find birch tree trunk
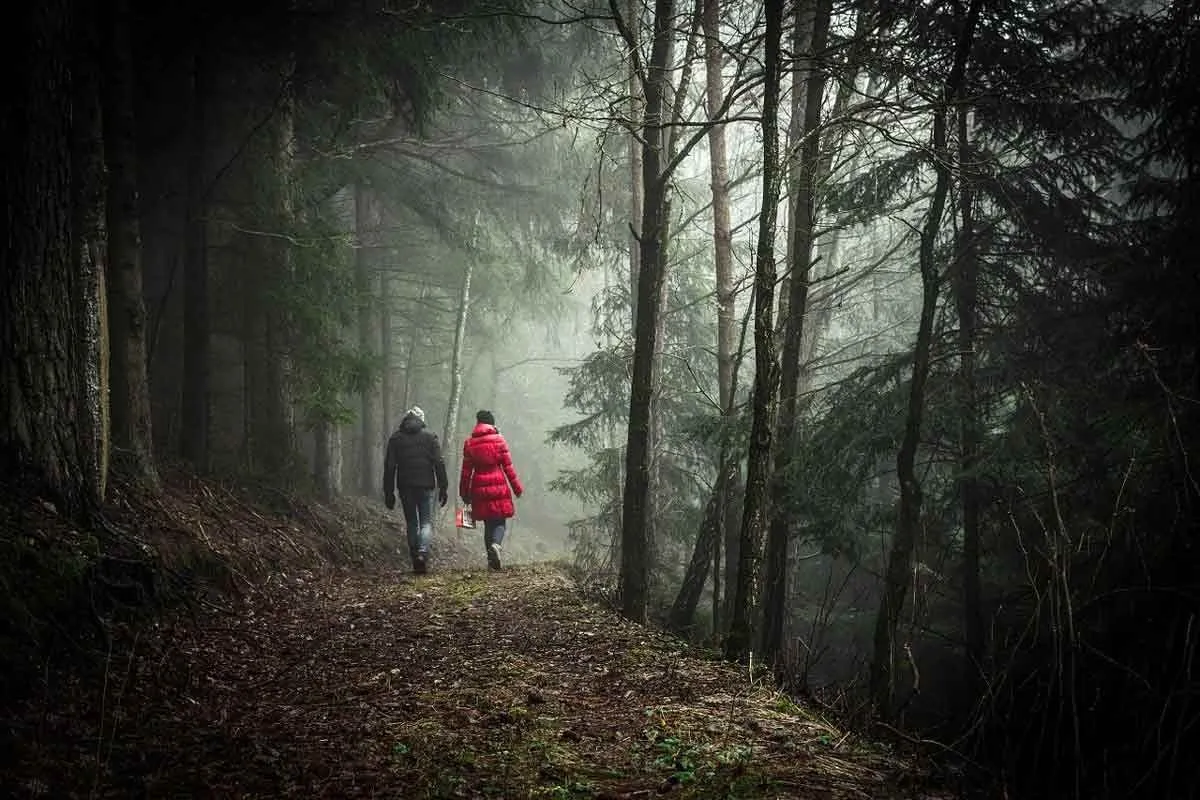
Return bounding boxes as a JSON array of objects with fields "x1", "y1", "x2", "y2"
[
  {"x1": 725, "y1": 0, "x2": 786, "y2": 663},
  {"x1": 443, "y1": 233, "x2": 476, "y2": 496},
  {"x1": 101, "y1": 0, "x2": 160, "y2": 490},
  {"x1": 870, "y1": 0, "x2": 983, "y2": 718},
  {"x1": 762, "y1": 0, "x2": 832, "y2": 663}
]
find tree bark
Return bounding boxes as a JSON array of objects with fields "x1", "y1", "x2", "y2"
[
  {"x1": 355, "y1": 182, "x2": 380, "y2": 495},
  {"x1": 670, "y1": 0, "x2": 751, "y2": 625},
  {"x1": 181, "y1": 42, "x2": 211, "y2": 471},
  {"x1": 669, "y1": 455, "x2": 735, "y2": 632},
  {"x1": 762, "y1": 0, "x2": 832, "y2": 663},
  {"x1": 313, "y1": 418, "x2": 340, "y2": 502},
  {"x1": 0, "y1": 0, "x2": 107, "y2": 515},
  {"x1": 705, "y1": 0, "x2": 741, "y2": 634},
  {"x1": 243, "y1": 62, "x2": 296, "y2": 479},
  {"x1": 870, "y1": 0, "x2": 983, "y2": 719},
  {"x1": 76, "y1": 0, "x2": 110, "y2": 507},
  {"x1": 671, "y1": 267, "x2": 756, "y2": 634},
  {"x1": 626, "y1": 0, "x2": 644, "y2": 318},
  {"x1": 618, "y1": 0, "x2": 676, "y2": 624},
  {"x1": 725, "y1": 0, "x2": 786, "y2": 663},
  {"x1": 101, "y1": 0, "x2": 160, "y2": 490},
  {"x1": 443, "y1": 226, "x2": 476, "y2": 492},
  {"x1": 380, "y1": 269, "x2": 394, "y2": 435}
]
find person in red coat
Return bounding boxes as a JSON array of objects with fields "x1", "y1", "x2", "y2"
[{"x1": 459, "y1": 409, "x2": 523, "y2": 570}]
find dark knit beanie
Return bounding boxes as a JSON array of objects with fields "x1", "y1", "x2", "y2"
[{"x1": 476, "y1": 409, "x2": 495, "y2": 425}]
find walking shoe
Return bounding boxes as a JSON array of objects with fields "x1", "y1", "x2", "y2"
[
  {"x1": 488, "y1": 542, "x2": 503, "y2": 570},
  {"x1": 413, "y1": 552, "x2": 428, "y2": 575}
]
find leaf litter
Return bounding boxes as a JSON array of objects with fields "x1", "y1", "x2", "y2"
[
  {"x1": 3, "y1": 468, "x2": 945, "y2": 799},
  {"x1": 9, "y1": 561, "x2": 950, "y2": 799}
]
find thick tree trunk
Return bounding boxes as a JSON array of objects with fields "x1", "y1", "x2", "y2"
[
  {"x1": 181, "y1": 43, "x2": 211, "y2": 470},
  {"x1": 955, "y1": 107, "x2": 985, "y2": 686},
  {"x1": 355, "y1": 182, "x2": 380, "y2": 495},
  {"x1": 870, "y1": 0, "x2": 982, "y2": 719},
  {"x1": 76, "y1": 2, "x2": 110, "y2": 507},
  {"x1": 762, "y1": 0, "x2": 832, "y2": 663},
  {"x1": 0, "y1": 0, "x2": 107, "y2": 515},
  {"x1": 619, "y1": 0, "x2": 676, "y2": 624},
  {"x1": 101, "y1": 0, "x2": 160, "y2": 490},
  {"x1": 725, "y1": 0, "x2": 785, "y2": 663}
]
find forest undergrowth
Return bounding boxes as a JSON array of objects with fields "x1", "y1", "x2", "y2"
[{"x1": 1, "y1": 469, "x2": 951, "y2": 799}]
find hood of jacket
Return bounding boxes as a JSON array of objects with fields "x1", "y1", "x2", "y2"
[
  {"x1": 470, "y1": 422, "x2": 498, "y2": 438},
  {"x1": 398, "y1": 412, "x2": 426, "y2": 435}
]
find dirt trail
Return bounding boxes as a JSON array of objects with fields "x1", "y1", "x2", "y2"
[{"x1": 10, "y1": 564, "x2": 939, "y2": 799}]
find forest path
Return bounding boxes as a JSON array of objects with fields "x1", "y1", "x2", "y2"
[{"x1": 15, "y1": 564, "x2": 935, "y2": 799}]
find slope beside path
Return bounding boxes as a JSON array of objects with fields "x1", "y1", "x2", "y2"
[{"x1": 11, "y1": 559, "x2": 946, "y2": 799}]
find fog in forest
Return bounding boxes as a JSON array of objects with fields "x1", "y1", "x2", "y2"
[{"x1": 2, "y1": 0, "x2": 1198, "y2": 798}]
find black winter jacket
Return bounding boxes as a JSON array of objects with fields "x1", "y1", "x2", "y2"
[{"x1": 383, "y1": 413, "x2": 449, "y2": 496}]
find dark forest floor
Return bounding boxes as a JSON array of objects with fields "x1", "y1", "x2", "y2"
[{"x1": 2, "y1": 470, "x2": 951, "y2": 799}]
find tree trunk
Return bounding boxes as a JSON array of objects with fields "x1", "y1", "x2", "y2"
[
  {"x1": 672, "y1": 266, "x2": 757, "y2": 634},
  {"x1": 401, "y1": 306, "x2": 420, "y2": 412},
  {"x1": 626, "y1": 0, "x2": 643, "y2": 316},
  {"x1": 243, "y1": 62, "x2": 295, "y2": 479},
  {"x1": 443, "y1": 236, "x2": 475, "y2": 492},
  {"x1": 762, "y1": 0, "x2": 832, "y2": 663},
  {"x1": 669, "y1": 455, "x2": 735, "y2": 632},
  {"x1": 705, "y1": 0, "x2": 739, "y2": 634},
  {"x1": 622, "y1": 0, "x2": 644, "y2": 589},
  {"x1": 725, "y1": 0, "x2": 786, "y2": 663},
  {"x1": 711, "y1": 505, "x2": 722, "y2": 634},
  {"x1": 0, "y1": 0, "x2": 106, "y2": 515},
  {"x1": 77, "y1": 2, "x2": 110, "y2": 507},
  {"x1": 181, "y1": 42, "x2": 211, "y2": 471},
  {"x1": 955, "y1": 106, "x2": 985, "y2": 687},
  {"x1": 870, "y1": 0, "x2": 982, "y2": 719},
  {"x1": 619, "y1": 0, "x2": 676, "y2": 624},
  {"x1": 380, "y1": 269, "x2": 394, "y2": 435},
  {"x1": 355, "y1": 182, "x2": 380, "y2": 495},
  {"x1": 101, "y1": 0, "x2": 160, "y2": 490},
  {"x1": 313, "y1": 418, "x2": 340, "y2": 502}
]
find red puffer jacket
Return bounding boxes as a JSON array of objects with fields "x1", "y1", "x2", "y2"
[{"x1": 460, "y1": 423, "x2": 524, "y2": 520}]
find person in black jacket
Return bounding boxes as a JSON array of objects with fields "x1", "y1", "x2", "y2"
[{"x1": 383, "y1": 406, "x2": 449, "y2": 574}]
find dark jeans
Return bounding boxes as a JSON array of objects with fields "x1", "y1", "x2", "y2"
[
  {"x1": 483, "y1": 518, "x2": 506, "y2": 569},
  {"x1": 398, "y1": 487, "x2": 436, "y2": 563}
]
